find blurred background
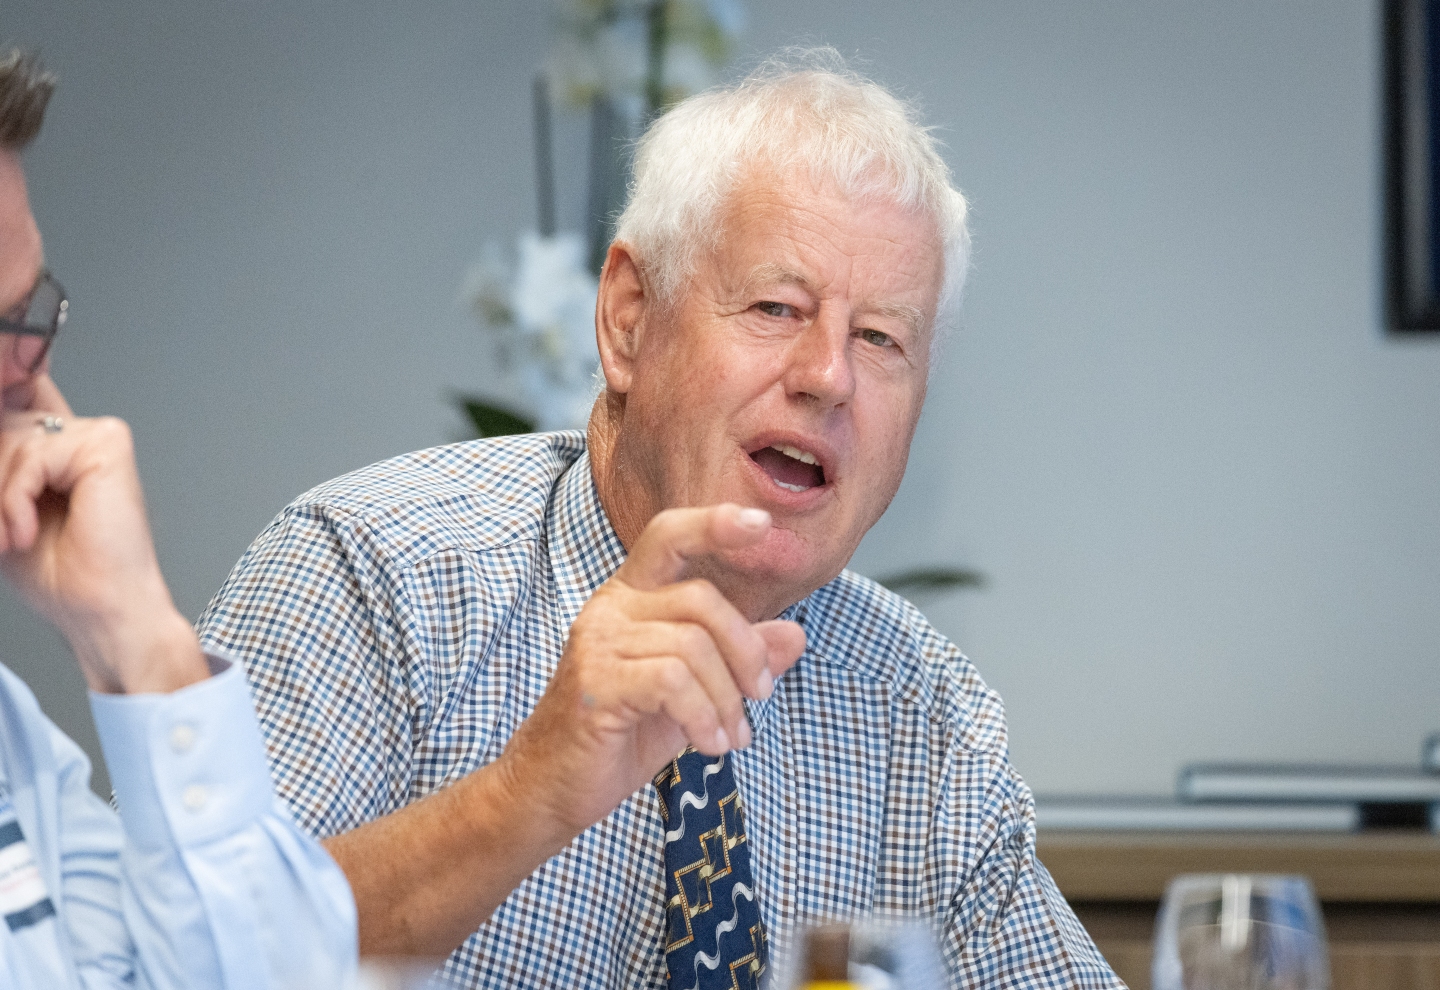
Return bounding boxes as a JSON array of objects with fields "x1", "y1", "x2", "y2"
[{"x1": 2, "y1": 0, "x2": 1436, "y2": 800}]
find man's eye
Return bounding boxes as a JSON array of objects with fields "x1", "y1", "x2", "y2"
[
  {"x1": 755, "y1": 301, "x2": 794, "y2": 318},
  {"x1": 858, "y1": 328, "x2": 894, "y2": 348}
]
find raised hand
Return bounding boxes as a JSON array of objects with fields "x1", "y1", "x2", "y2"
[
  {"x1": 325, "y1": 502, "x2": 808, "y2": 957},
  {"x1": 0, "y1": 373, "x2": 206, "y2": 693},
  {"x1": 501, "y1": 502, "x2": 807, "y2": 838}
]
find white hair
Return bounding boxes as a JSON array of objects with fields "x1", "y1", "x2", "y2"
[{"x1": 613, "y1": 48, "x2": 971, "y2": 338}]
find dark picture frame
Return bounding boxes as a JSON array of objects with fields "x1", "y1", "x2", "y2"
[{"x1": 1385, "y1": 0, "x2": 1440, "y2": 331}]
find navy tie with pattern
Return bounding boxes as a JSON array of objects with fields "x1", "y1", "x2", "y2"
[{"x1": 655, "y1": 748, "x2": 769, "y2": 990}]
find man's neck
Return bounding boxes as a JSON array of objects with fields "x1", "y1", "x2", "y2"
[{"x1": 585, "y1": 390, "x2": 651, "y2": 553}]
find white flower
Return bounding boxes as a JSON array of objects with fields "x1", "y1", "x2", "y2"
[
  {"x1": 460, "y1": 240, "x2": 516, "y2": 328},
  {"x1": 461, "y1": 232, "x2": 600, "y2": 430},
  {"x1": 519, "y1": 362, "x2": 603, "y2": 432},
  {"x1": 459, "y1": 0, "x2": 749, "y2": 432},
  {"x1": 510, "y1": 231, "x2": 599, "y2": 369},
  {"x1": 545, "y1": 0, "x2": 747, "y2": 107}
]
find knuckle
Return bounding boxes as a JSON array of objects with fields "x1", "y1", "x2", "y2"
[
  {"x1": 568, "y1": 618, "x2": 621, "y2": 661},
  {"x1": 642, "y1": 509, "x2": 680, "y2": 545},
  {"x1": 92, "y1": 416, "x2": 134, "y2": 452},
  {"x1": 592, "y1": 581, "x2": 637, "y2": 617},
  {"x1": 678, "y1": 623, "x2": 710, "y2": 657},
  {"x1": 564, "y1": 624, "x2": 593, "y2": 658},
  {"x1": 565, "y1": 622, "x2": 613, "y2": 664},
  {"x1": 656, "y1": 657, "x2": 691, "y2": 694},
  {"x1": 676, "y1": 578, "x2": 718, "y2": 611},
  {"x1": 650, "y1": 507, "x2": 686, "y2": 531}
]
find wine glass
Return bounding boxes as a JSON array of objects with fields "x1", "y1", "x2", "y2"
[{"x1": 1152, "y1": 874, "x2": 1329, "y2": 990}]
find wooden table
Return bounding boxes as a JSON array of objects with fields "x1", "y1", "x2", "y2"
[{"x1": 1036, "y1": 830, "x2": 1440, "y2": 990}]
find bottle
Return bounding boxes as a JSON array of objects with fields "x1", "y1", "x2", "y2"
[{"x1": 799, "y1": 924, "x2": 859, "y2": 989}]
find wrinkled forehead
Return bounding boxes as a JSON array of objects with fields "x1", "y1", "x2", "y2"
[
  {"x1": 710, "y1": 166, "x2": 946, "y2": 305},
  {"x1": 0, "y1": 150, "x2": 42, "y2": 315}
]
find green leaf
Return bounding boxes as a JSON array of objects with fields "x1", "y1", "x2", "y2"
[
  {"x1": 456, "y1": 396, "x2": 536, "y2": 438},
  {"x1": 874, "y1": 567, "x2": 986, "y2": 594}
]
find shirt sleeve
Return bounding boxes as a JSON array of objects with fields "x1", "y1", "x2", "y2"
[
  {"x1": 194, "y1": 505, "x2": 424, "y2": 839},
  {"x1": 88, "y1": 655, "x2": 358, "y2": 990},
  {"x1": 5, "y1": 673, "x2": 135, "y2": 990},
  {"x1": 941, "y1": 762, "x2": 1124, "y2": 990}
]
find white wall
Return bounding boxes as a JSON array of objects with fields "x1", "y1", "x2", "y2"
[{"x1": 3, "y1": 0, "x2": 1435, "y2": 798}]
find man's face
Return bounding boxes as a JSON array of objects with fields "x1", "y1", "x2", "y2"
[
  {"x1": 615, "y1": 169, "x2": 943, "y2": 608},
  {"x1": 0, "y1": 149, "x2": 44, "y2": 410}
]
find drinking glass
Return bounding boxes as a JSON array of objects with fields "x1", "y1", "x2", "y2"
[
  {"x1": 1152, "y1": 874, "x2": 1329, "y2": 990},
  {"x1": 354, "y1": 958, "x2": 443, "y2": 989},
  {"x1": 779, "y1": 920, "x2": 945, "y2": 989}
]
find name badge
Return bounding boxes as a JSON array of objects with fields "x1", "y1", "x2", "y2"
[{"x1": 0, "y1": 804, "x2": 55, "y2": 932}]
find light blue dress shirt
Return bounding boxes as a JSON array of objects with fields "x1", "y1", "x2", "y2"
[{"x1": 0, "y1": 655, "x2": 358, "y2": 989}]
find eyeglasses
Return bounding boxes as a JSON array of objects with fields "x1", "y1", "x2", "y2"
[{"x1": 1, "y1": 271, "x2": 67, "y2": 375}]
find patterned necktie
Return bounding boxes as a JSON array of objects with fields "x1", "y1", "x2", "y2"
[{"x1": 655, "y1": 747, "x2": 769, "y2": 990}]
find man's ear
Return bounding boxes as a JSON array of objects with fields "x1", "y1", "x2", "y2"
[{"x1": 595, "y1": 240, "x2": 649, "y2": 396}]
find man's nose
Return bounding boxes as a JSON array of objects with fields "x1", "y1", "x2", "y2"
[{"x1": 782, "y1": 308, "x2": 855, "y2": 407}]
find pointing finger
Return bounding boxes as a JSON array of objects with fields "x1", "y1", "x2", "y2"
[{"x1": 615, "y1": 503, "x2": 771, "y2": 593}]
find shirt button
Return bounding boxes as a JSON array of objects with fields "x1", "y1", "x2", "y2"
[
  {"x1": 169, "y1": 724, "x2": 197, "y2": 754},
  {"x1": 182, "y1": 785, "x2": 209, "y2": 813}
]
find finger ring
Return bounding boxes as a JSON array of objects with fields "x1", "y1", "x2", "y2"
[{"x1": 38, "y1": 415, "x2": 64, "y2": 434}]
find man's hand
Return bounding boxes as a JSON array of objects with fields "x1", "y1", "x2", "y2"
[
  {"x1": 500, "y1": 503, "x2": 807, "y2": 836},
  {"x1": 0, "y1": 373, "x2": 207, "y2": 693},
  {"x1": 325, "y1": 502, "x2": 807, "y2": 957}
]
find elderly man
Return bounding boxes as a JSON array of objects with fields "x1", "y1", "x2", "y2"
[
  {"x1": 199, "y1": 56, "x2": 1122, "y2": 988},
  {"x1": 0, "y1": 51, "x2": 356, "y2": 987}
]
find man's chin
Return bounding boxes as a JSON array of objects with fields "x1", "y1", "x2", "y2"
[{"x1": 695, "y1": 529, "x2": 846, "y2": 616}]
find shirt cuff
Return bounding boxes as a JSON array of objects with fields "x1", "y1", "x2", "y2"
[{"x1": 89, "y1": 652, "x2": 276, "y2": 855}]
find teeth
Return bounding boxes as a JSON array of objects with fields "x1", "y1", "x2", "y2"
[
  {"x1": 772, "y1": 443, "x2": 818, "y2": 465},
  {"x1": 776, "y1": 481, "x2": 808, "y2": 492}
]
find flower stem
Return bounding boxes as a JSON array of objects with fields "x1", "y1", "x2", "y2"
[
  {"x1": 532, "y1": 74, "x2": 557, "y2": 237},
  {"x1": 644, "y1": 0, "x2": 668, "y2": 117}
]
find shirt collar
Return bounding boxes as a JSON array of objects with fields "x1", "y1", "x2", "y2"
[{"x1": 546, "y1": 447, "x2": 629, "y2": 624}]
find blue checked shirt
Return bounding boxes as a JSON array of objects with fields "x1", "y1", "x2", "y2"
[{"x1": 197, "y1": 432, "x2": 1122, "y2": 989}]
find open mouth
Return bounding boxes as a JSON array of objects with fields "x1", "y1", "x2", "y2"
[{"x1": 749, "y1": 443, "x2": 826, "y2": 493}]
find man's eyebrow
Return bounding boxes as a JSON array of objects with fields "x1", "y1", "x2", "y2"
[
  {"x1": 870, "y1": 302, "x2": 925, "y2": 337},
  {"x1": 739, "y1": 262, "x2": 812, "y2": 295},
  {"x1": 739, "y1": 263, "x2": 926, "y2": 336}
]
